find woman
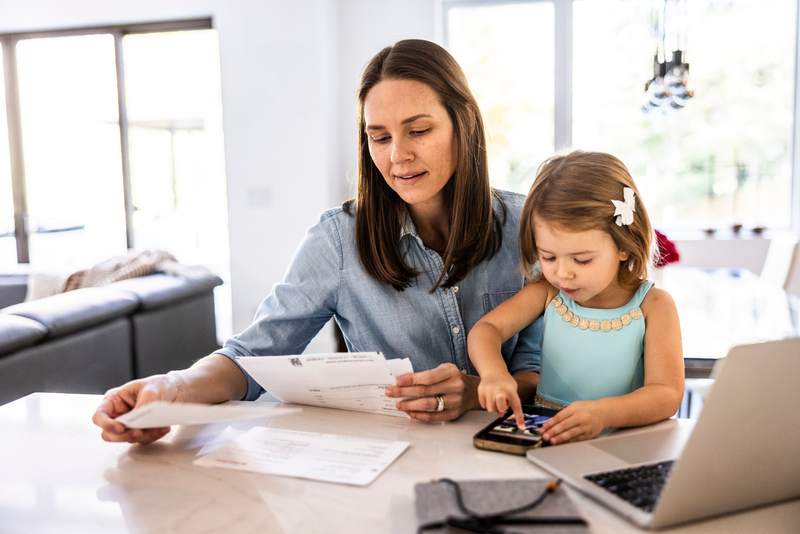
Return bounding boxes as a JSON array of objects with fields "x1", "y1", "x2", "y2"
[{"x1": 93, "y1": 39, "x2": 542, "y2": 445}]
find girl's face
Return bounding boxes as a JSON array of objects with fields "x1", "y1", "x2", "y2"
[
  {"x1": 533, "y1": 216, "x2": 630, "y2": 308},
  {"x1": 363, "y1": 79, "x2": 456, "y2": 217}
]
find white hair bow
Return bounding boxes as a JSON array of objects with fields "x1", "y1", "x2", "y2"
[{"x1": 611, "y1": 187, "x2": 636, "y2": 226}]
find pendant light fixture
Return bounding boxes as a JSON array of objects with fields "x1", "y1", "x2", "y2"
[{"x1": 643, "y1": 0, "x2": 694, "y2": 113}]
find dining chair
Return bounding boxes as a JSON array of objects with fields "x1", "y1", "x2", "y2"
[
  {"x1": 785, "y1": 241, "x2": 800, "y2": 297},
  {"x1": 760, "y1": 235, "x2": 799, "y2": 290},
  {"x1": 680, "y1": 378, "x2": 714, "y2": 419}
]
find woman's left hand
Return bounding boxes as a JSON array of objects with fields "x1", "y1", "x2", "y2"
[
  {"x1": 385, "y1": 363, "x2": 479, "y2": 422},
  {"x1": 540, "y1": 400, "x2": 608, "y2": 445}
]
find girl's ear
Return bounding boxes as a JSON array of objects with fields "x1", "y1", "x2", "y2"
[{"x1": 618, "y1": 249, "x2": 630, "y2": 261}]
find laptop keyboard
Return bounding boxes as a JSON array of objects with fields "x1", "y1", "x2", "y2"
[{"x1": 584, "y1": 460, "x2": 674, "y2": 513}]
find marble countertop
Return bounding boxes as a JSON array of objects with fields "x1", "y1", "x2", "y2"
[{"x1": 1, "y1": 393, "x2": 798, "y2": 533}]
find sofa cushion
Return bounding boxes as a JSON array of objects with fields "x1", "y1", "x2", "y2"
[
  {"x1": 1, "y1": 287, "x2": 139, "y2": 338},
  {"x1": 111, "y1": 273, "x2": 223, "y2": 310},
  {"x1": 133, "y1": 292, "x2": 219, "y2": 377},
  {"x1": 0, "y1": 314, "x2": 47, "y2": 356},
  {"x1": 0, "y1": 317, "x2": 133, "y2": 405}
]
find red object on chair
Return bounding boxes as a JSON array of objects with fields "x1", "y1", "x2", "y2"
[{"x1": 655, "y1": 230, "x2": 680, "y2": 267}]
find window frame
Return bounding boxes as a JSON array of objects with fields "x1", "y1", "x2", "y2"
[
  {"x1": 443, "y1": 0, "x2": 800, "y2": 233},
  {"x1": 0, "y1": 18, "x2": 212, "y2": 263}
]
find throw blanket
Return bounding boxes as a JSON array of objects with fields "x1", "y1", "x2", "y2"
[
  {"x1": 25, "y1": 249, "x2": 212, "y2": 301},
  {"x1": 63, "y1": 249, "x2": 177, "y2": 291}
]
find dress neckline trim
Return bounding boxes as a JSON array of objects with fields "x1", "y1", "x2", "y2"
[{"x1": 550, "y1": 295, "x2": 643, "y2": 332}]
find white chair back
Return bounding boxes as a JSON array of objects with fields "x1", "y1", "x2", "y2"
[
  {"x1": 785, "y1": 242, "x2": 800, "y2": 297},
  {"x1": 760, "y1": 235, "x2": 799, "y2": 289}
]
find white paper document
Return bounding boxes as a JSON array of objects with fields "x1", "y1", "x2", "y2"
[
  {"x1": 236, "y1": 352, "x2": 413, "y2": 417},
  {"x1": 115, "y1": 401, "x2": 299, "y2": 429},
  {"x1": 194, "y1": 426, "x2": 409, "y2": 486}
]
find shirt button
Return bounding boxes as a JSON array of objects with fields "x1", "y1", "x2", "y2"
[
  {"x1": 452, "y1": 286, "x2": 459, "y2": 293},
  {"x1": 451, "y1": 326, "x2": 461, "y2": 335}
]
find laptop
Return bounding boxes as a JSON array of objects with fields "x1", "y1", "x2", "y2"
[{"x1": 526, "y1": 337, "x2": 800, "y2": 529}]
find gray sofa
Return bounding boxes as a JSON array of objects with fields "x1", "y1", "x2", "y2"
[{"x1": 0, "y1": 273, "x2": 223, "y2": 405}]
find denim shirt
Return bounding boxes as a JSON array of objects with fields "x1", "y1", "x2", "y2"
[{"x1": 218, "y1": 189, "x2": 543, "y2": 401}]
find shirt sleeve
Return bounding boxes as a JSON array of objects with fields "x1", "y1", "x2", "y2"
[
  {"x1": 506, "y1": 315, "x2": 543, "y2": 375},
  {"x1": 216, "y1": 211, "x2": 343, "y2": 400}
]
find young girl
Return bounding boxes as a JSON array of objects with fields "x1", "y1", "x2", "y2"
[{"x1": 467, "y1": 151, "x2": 684, "y2": 445}]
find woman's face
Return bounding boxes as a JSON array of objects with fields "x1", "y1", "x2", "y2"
[{"x1": 363, "y1": 79, "x2": 456, "y2": 215}]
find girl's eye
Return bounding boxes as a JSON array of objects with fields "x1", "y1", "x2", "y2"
[
  {"x1": 410, "y1": 128, "x2": 430, "y2": 136},
  {"x1": 540, "y1": 256, "x2": 556, "y2": 263},
  {"x1": 574, "y1": 258, "x2": 593, "y2": 265},
  {"x1": 370, "y1": 136, "x2": 390, "y2": 144}
]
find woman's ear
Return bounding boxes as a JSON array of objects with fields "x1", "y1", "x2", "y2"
[{"x1": 618, "y1": 249, "x2": 630, "y2": 261}]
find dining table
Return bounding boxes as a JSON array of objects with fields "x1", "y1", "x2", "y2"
[
  {"x1": 655, "y1": 266, "x2": 799, "y2": 378},
  {"x1": 2, "y1": 392, "x2": 798, "y2": 533}
]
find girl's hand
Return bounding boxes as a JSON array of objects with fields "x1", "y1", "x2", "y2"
[
  {"x1": 540, "y1": 400, "x2": 608, "y2": 445},
  {"x1": 477, "y1": 372, "x2": 525, "y2": 429}
]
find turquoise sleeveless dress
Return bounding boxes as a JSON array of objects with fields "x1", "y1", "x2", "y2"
[{"x1": 536, "y1": 281, "x2": 654, "y2": 409}]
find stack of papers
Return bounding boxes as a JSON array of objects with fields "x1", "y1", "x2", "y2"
[
  {"x1": 194, "y1": 427, "x2": 410, "y2": 486},
  {"x1": 236, "y1": 352, "x2": 413, "y2": 417}
]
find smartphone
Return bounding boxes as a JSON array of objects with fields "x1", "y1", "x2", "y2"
[{"x1": 473, "y1": 405, "x2": 560, "y2": 456}]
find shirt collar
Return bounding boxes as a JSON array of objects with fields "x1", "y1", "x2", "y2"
[
  {"x1": 399, "y1": 209, "x2": 417, "y2": 239},
  {"x1": 399, "y1": 209, "x2": 428, "y2": 248}
]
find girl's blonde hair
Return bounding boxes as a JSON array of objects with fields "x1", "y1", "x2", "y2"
[{"x1": 519, "y1": 151, "x2": 655, "y2": 289}]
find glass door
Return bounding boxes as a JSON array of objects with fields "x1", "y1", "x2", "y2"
[{"x1": 16, "y1": 34, "x2": 127, "y2": 267}]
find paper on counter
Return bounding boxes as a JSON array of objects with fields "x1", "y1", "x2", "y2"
[
  {"x1": 194, "y1": 426, "x2": 409, "y2": 486},
  {"x1": 115, "y1": 400, "x2": 299, "y2": 429},
  {"x1": 236, "y1": 352, "x2": 413, "y2": 417}
]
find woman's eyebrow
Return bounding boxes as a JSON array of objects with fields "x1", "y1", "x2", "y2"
[
  {"x1": 366, "y1": 114, "x2": 433, "y2": 131},
  {"x1": 401, "y1": 113, "x2": 432, "y2": 124}
]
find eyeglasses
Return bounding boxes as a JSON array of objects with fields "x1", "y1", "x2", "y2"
[{"x1": 417, "y1": 478, "x2": 588, "y2": 533}]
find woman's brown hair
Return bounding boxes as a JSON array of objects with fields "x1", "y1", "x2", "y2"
[
  {"x1": 519, "y1": 151, "x2": 655, "y2": 289},
  {"x1": 344, "y1": 39, "x2": 503, "y2": 291}
]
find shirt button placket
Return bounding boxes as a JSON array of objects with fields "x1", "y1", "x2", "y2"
[
  {"x1": 429, "y1": 250, "x2": 467, "y2": 368},
  {"x1": 447, "y1": 287, "x2": 467, "y2": 370}
]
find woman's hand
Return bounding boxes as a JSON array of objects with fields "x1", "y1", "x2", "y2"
[
  {"x1": 92, "y1": 354, "x2": 248, "y2": 445},
  {"x1": 91, "y1": 372, "x2": 185, "y2": 445},
  {"x1": 385, "y1": 363, "x2": 479, "y2": 422},
  {"x1": 477, "y1": 371, "x2": 525, "y2": 429},
  {"x1": 540, "y1": 399, "x2": 609, "y2": 445}
]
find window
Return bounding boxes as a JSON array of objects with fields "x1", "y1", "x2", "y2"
[
  {"x1": 124, "y1": 30, "x2": 227, "y2": 266},
  {"x1": 1, "y1": 20, "x2": 231, "y2": 338},
  {"x1": 123, "y1": 29, "x2": 231, "y2": 338},
  {"x1": 573, "y1": 0, "x2": 795, "y2": 230},
  {"x1": 445, "y1": 0, "x2": 798, "y2": 231},
  {"x1": 447, "y1": 1, "x2": 554, "y2": 193},
  {"x1": 16, "y1": 34, "x2": 126, "y2": 266},
  {"x1": 0, "y1": 45, "x2": 15, "y2": 268}
]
